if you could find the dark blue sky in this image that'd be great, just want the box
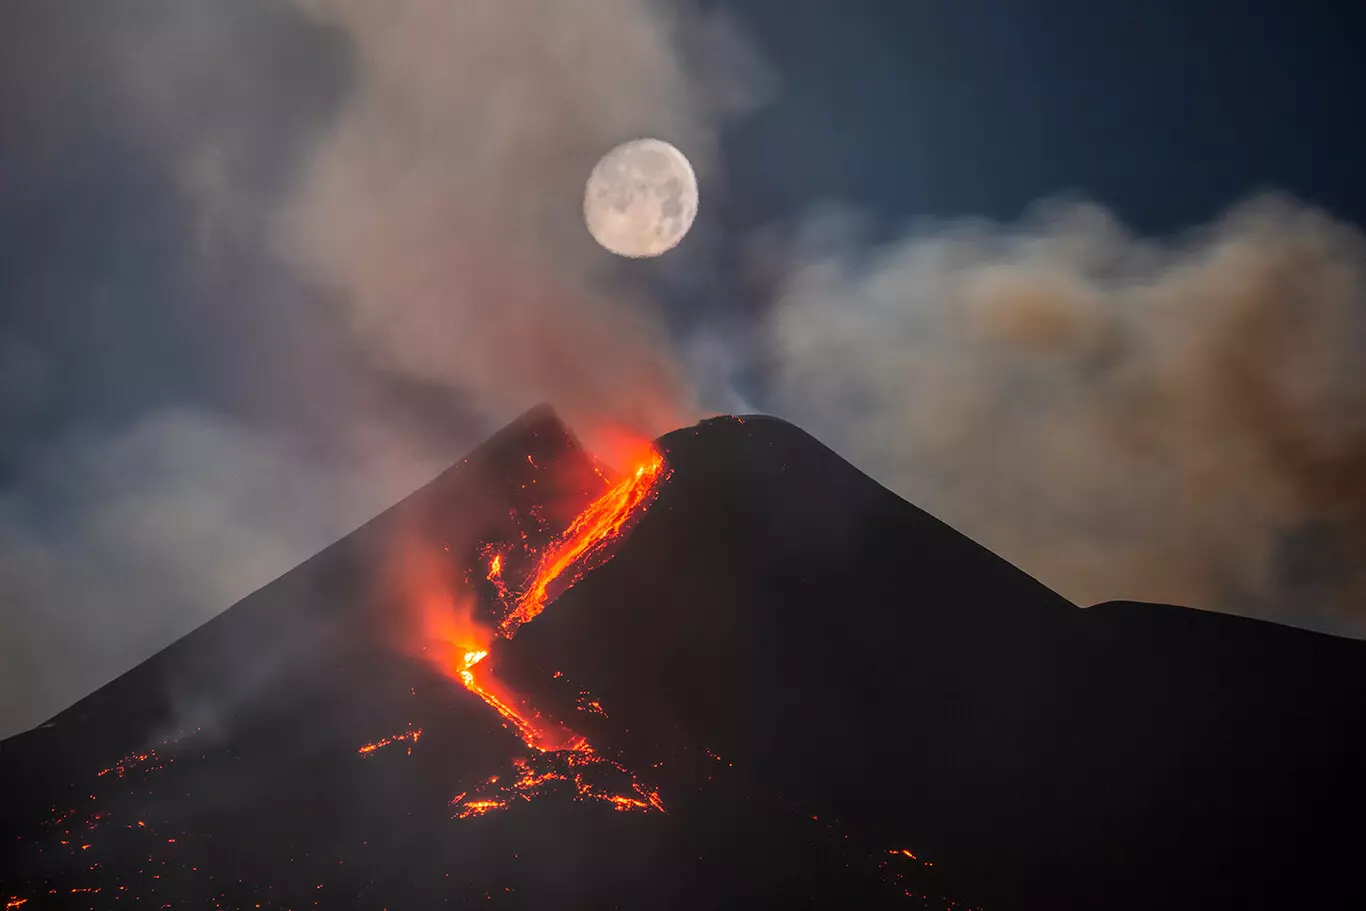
[4,0,1365,465]
[721,0,1366,231]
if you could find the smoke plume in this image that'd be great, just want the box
[277,0,764,450]
[0,0,761,737]
[764,195,1366,634]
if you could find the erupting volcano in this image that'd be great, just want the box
[409,437,670,816]
[4,405,1366,910]
[500,449,667,637]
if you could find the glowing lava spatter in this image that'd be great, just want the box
[449,749,663,820]
[419,444,669,818]
[499,449,666,636]
[97,749,157,779]
[481,543,512,604]
[357,727,422,757]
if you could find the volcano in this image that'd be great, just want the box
[3,407,1365,910]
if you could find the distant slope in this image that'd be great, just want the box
[0,408,959,910]
[507,414,1366,910]
[5,409,1362,909]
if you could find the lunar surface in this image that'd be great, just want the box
[584,138,698,258]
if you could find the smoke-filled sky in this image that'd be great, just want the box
[3,0,1366,737]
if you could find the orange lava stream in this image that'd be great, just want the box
[404,444,667,816]
[456,650,587,752]
[357,727,423,756]
[498,449,666,636]
[430,444,669,817]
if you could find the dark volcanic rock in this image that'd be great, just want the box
[0,408,953,910]
[506,414,1366,911]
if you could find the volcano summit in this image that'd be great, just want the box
[2,407,1365,909]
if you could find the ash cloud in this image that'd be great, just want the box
[0,0,760,737]
[0,410,440,736]
[7,0,1365,750]
[277,0,765,448]
[763,196,1366,635]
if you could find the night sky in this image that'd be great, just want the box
[3,0,1365,737]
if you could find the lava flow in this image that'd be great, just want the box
[412,442,670,818]
[455,648,585,752]
[499,448,666,636]
[357,727,422,757]
[451,750,663,820]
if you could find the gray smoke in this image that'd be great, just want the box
[764,195,1366,635]
[277,0,767,449]
[6,0,1365,748]
[0,0,763,737]
[0,408,444,735]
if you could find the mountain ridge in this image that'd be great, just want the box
[2,408,1363,909]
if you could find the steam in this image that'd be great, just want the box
[764,195,1366,634]
[277,0,764,445]
[0,0,762,738]
[6,0,1364,751]
[0,409,443,735]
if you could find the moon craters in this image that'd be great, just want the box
[584,139,698,258]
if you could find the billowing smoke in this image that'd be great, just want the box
[6,0,1365,748]
[0,409,442,735]
[277,0,764,450]
[764,195,1366,635]
[0,0,762,737]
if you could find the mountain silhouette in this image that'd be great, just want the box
[2,407,1363,910]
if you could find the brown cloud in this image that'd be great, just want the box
[766,196,1366,634]
[278,0,766,449]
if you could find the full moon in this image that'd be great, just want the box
[584,138,698,258]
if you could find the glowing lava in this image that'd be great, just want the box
[97,750,157,779]
[482,544,511,603]
[449,750,663,820]
[412,443,670,819]
[499,449,666,636]
[357,727,422,757]
[455,649,585,752]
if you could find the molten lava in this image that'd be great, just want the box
[357,727,422,757]
[499,449,666,636]
[449,750,663,820]
[481,543,512,604]
[409,444,670,819]
[454,648,585,752]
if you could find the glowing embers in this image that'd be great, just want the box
[97,749,159,779]
[452,798,507,819]
[357,727,423,757]
[450,749,664,820]
[498,448,667,636]
[411,444,670,821]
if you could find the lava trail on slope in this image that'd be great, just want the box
[418,444,670,818]
[0,407,971,910]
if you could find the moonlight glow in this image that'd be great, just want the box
[583,138,698,258]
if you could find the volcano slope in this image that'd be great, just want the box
[0,407,965,911]
[502,414,1366,911]
[3,411,1364,910]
